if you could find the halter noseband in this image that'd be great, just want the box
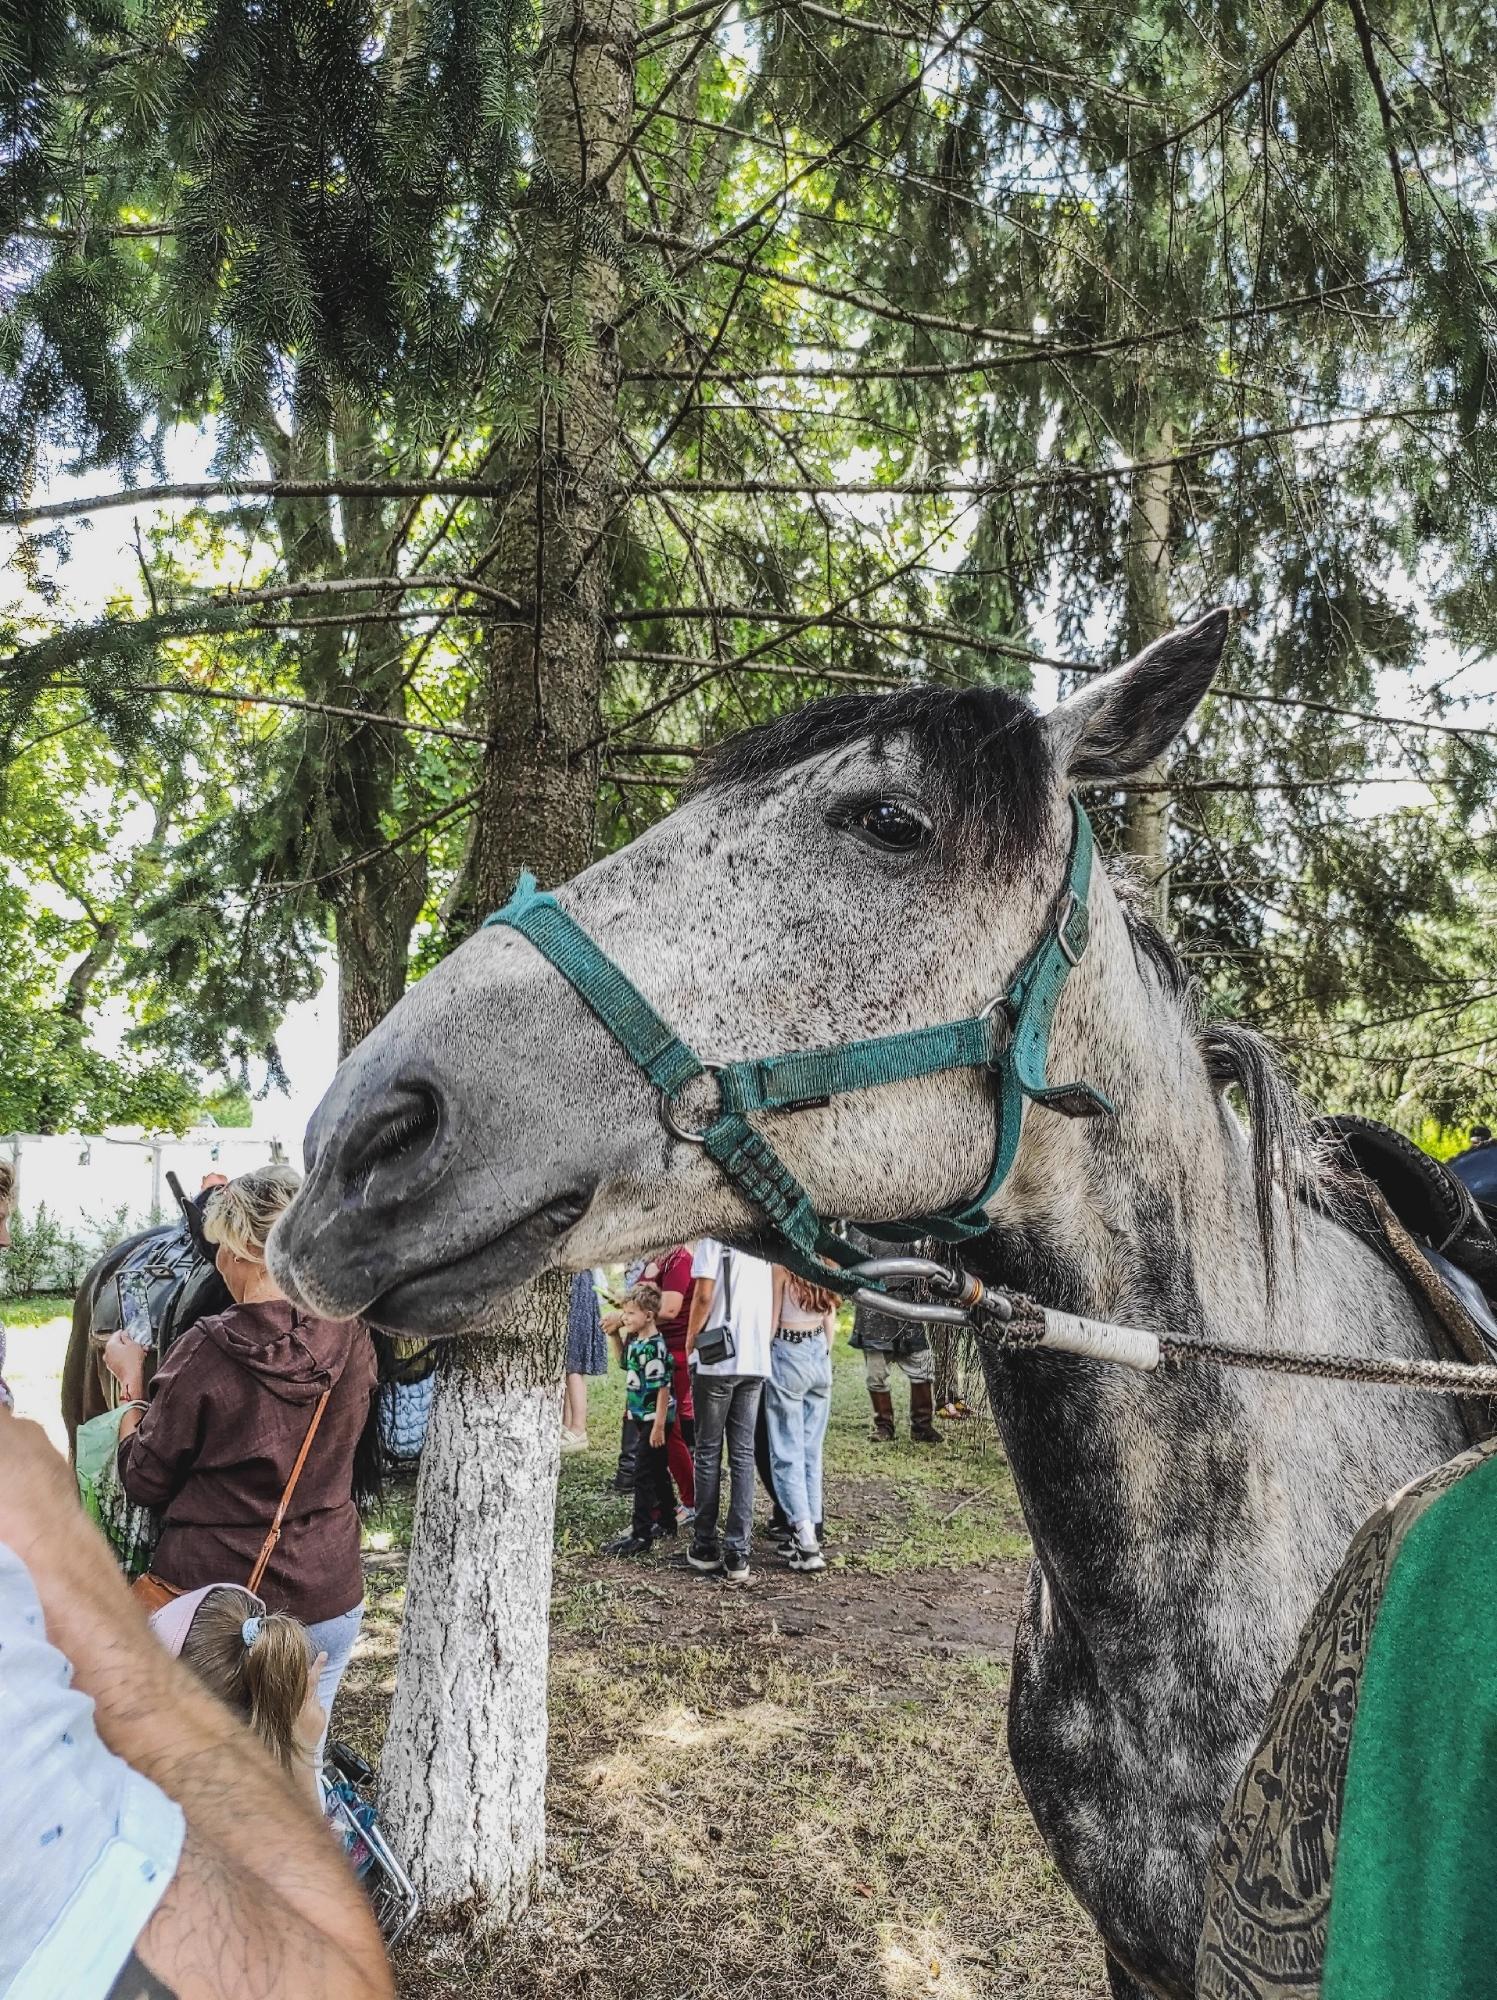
[481,796,1114,1296]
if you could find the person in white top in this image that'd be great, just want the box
[764,1270,840,1571]
[0,1411,391,2000]
[684,1239,775,1580]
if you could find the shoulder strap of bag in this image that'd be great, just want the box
[247,1387,332,1596]
[722,1248,734,1324]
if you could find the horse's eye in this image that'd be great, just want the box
[850,799,930,851]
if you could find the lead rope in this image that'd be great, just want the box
[852,1258,1497,1400]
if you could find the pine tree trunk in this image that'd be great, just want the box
[379,0,635,1928]
[378,1279,568,1928]
[456,0,634,921]
[1121,419,1175,926]
[334,850,428,1057]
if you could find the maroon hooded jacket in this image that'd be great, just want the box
[118,1301,377,1623]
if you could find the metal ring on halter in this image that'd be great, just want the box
[1054,889,1084,967]
[658,1066,724,1146]
[978,991,1013,1069]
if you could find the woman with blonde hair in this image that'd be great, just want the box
[105,1163,378,1738]
[150,1582,329,1804]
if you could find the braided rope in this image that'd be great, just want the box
[967,1294,1497,1397]
[1157,1332,1497,1398]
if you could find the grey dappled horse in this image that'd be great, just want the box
[270,616,1462,1998]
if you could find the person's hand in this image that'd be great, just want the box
[601,1310,623,1335]
[0,1409,80,1558]
[650,1418,666,1449]
[103,1330,147,1400]
[0,1410,134,1670]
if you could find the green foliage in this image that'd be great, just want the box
[199,1084,252,1128]
[7,0,1497,1128]
[0,1204,87,1298]
[0,993,202,1135]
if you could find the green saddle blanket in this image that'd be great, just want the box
[1198,1434,1497,2000]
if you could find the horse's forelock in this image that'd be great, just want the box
[690,685,1057,866]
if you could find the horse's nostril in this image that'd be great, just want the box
[345,1081,445,1198]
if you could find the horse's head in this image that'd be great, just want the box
[271,611,1228,1333]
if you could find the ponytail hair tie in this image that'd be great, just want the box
[241,1615,263,1648]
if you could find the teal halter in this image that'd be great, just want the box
[481,797,1114,1297]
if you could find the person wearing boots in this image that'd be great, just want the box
[846,1228,940,1445]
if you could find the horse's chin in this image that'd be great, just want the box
[276,1183,596,1338]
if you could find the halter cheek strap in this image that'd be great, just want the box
[482,797,1114,1297]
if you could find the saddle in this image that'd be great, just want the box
[1315,1115,1497,1432]
[90,1219,231,1361]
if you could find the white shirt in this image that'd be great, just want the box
[0,1544,185,2000]
[690,1240,775,1378]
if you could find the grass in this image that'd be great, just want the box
[0,1291,74,1327]
[349,1340,1104,1998]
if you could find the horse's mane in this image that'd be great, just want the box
[692,684,1054,867]
[1113,869,1330,1279]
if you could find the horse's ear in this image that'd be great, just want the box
[1043,608,1230,781]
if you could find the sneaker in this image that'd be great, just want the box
[656,1520,680,1541]
[687,1541,724,1573]
[788,1543,825,1573]
[678,1506,696,1528]
[723,1549,751,1584]
[560,1429,589,1455]
[610,1472,635,1494]
[602,1533,653,1557]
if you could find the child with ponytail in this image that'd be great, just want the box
[150,1584,328,1804]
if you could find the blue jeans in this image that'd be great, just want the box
[691,1374,762,1558]
[764,1336,832,1538]
[306,1600,364,1759]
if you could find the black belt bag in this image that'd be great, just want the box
[695,1251,736,1367]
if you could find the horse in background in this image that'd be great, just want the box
[60,1182,231,1446]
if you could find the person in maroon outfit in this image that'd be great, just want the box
[106,1163,377,1738]
[647,1244,696,1508]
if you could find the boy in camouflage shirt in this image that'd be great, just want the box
[604,1283,677,1556]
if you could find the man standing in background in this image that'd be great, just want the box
[846,1226,941,1445]
[685,1239,774,1582]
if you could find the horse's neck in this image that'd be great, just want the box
[977,892,1464,1671]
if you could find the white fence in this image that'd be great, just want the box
[2,1129,288,1291]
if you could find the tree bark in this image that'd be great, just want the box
[378,1280,569,1929]
[334,847,428,1056]
[1121,417,1175,927]
[455,0,634,922]
[380,0,636,1929]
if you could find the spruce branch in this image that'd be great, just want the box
[4,478,515,529]
[630,406,1451,496]
[1121,0,1332,161]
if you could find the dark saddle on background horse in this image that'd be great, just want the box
[1315,1114,1497,1352]
[90,1218,231,1360]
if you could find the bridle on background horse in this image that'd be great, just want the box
[484,798,1497,1400]
[485,795,1112,1294]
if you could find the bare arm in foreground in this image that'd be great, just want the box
[0,1412,392,2000]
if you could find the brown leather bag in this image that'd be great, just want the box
[130,1570,183,1615]
[130,1387,333,1611]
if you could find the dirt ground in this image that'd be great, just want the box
[5,1301,1105,1994]
[337,1348,1107,1999]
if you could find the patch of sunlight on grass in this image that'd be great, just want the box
[879,1925,983,1999]
[641,1699,800,1755]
